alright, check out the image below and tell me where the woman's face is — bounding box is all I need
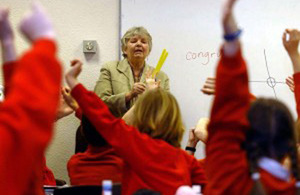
[124,34,150,62]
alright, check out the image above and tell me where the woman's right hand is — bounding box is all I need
[131,82,146,97]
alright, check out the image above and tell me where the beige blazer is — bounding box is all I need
[94,58,170,117]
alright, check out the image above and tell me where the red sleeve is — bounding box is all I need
[293,73,300,119]
[190,157,207,186]
[71,84,166,166]
[0,39,61,194]
[71,84,207,188]
[75,108,83,119]
[2,61,17,96]
[205,47,252,194]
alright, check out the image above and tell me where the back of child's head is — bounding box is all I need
[133,88,184,147]
[245,98,300,194]
[81,115,107,147]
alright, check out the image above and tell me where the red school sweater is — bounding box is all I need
[67,144,123,185]
[0,39,61,195]
[293,73,300,119]
[204,47,295,194]
[71,84,207,195]
[3,62,57,187]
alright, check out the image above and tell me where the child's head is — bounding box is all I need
[246,98,295,162]
[133,88,184,147]
[81,115,107,147]
[245,98,299,194]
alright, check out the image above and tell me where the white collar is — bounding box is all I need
[258,157,290,181]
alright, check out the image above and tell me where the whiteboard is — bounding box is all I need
[121,0,300,157]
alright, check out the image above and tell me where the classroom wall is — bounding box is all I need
[0,0,120,183]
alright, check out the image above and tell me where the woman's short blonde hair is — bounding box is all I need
[121,26,152,58]
[132,88,184,147]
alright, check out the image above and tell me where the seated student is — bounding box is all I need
[67,115,123,185]
[0,3,61,194]
[205,0,300,194]
[64,62,207,194]
[60,61,124,185]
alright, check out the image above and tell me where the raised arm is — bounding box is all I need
[0,8,16,63]
[283,29,300,119]
[205,0,252,193]
[0,3,61,194]
[0,8,17,95]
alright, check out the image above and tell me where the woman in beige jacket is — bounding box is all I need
[94,26,169,117]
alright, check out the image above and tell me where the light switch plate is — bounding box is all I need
[83,40,97,53]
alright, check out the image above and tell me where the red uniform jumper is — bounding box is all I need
[205,47,296,194]
[0,39,61,195]
[67,108,123,185]
[294,73,300,119]
[3,61,56,187]
[67,144,123,185]
[71,84,207,195]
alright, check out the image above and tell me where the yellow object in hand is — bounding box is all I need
[152,49,168,78]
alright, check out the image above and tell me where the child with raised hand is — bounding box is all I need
[0,2,61,194]
[65,57,207,194]
[283,29,300,118]
[0,4,59,187]
[205,0,299,194]
[283,28,300,165]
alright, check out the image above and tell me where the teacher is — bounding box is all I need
[94,26,170,117]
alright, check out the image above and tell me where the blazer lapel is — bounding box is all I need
[117,59,134,89]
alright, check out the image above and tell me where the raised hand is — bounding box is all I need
[194,118,209,144]
[61,87,79,111]
[283,29,300,57]
[286,76,295,93]
[0,7,16,63]
[0,8,13,42]
[65,59,83,89]
[187,128,200,149]
[283,29,300,73]
[19,2,55,42]
[222,0,239,35]
[56,87,76,120]
[201,77,215,95]
[221,0,240,56]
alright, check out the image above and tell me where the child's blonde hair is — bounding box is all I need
[133,88,184,147]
